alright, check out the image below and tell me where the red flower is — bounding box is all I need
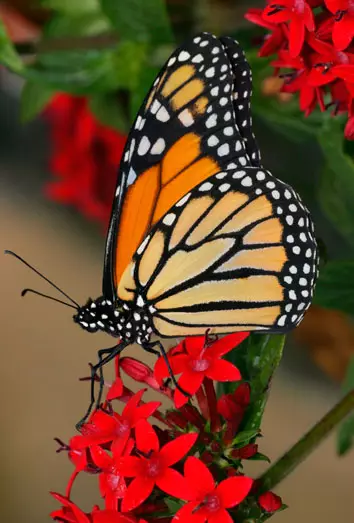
[120,429,198,512]
[217,383,251,443]
[173,457,253,523]
[307,37,354,86]
[71,390,161,454]
[231,443,259,459]
[258,491,283,512]
[50,493,139,523]
[90,439,134,510]
[324,0,354,50]
[272,50,325,114]
[263,0,315,57]
[244,8,288,56]
[154,333,247,408]
[45,94,126,228]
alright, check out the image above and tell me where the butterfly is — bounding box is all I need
[7,32,319,425]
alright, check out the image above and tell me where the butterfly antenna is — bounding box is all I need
[21,289,77,309]
[4,250,80,308]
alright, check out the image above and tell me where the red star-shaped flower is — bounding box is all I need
[90,438,134,510]
[272,50,325,114]
[120,426,198,512]
[325,0,354,50]
[307,37,354,86]
[154,333,247,408]
[173,457,253,523]
[245,8,288,56]
[263,0,315,57]
[50,493,141,523]
[71,390,161,454]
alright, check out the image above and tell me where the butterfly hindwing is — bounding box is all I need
[117,166,318,337]
[103,33,260,300]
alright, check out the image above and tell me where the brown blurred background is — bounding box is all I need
[0,31,353,523]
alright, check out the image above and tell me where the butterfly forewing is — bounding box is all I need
[103,33,260,300]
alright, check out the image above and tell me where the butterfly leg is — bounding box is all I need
[76,342,127,430]
[143,341,191,400]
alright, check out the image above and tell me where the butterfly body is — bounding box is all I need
[74,296,154,344]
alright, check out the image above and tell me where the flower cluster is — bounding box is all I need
[245,0,354,138]
[50,333,283,522]
[45,94,126,227]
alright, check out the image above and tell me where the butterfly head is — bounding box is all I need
[73,297,121,335]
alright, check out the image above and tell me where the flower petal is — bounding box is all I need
[156,467,193,500]
[131,400,162,425]
[206,359,241,382]
[173,502,205,523]
[333,16,354,51]
[90,445,113,470]
[122,389,146,423]
[184,457,215,498]
[121,476,155,512]
[174,372,204,408]
[159,432,198,466]
[119,456,143,477]
[135,419,160,453]
[289,16,305,57]
[106,377,123,401]
[216,476,253,508]
[207,333,249,359]
[209,510,233,523]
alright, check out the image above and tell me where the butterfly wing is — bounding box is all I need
[117,166,318,336]
[103,33,259,301]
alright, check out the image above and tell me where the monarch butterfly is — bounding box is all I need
[7,32,319,425]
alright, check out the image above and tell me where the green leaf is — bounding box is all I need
[41,0,99,13]
[89,94,129,132]
[0,18,24,73]
[25,40,146,95]
[165,498,183,513]
[130,63,160,121]
[101,0,173,44]
[248,452,271,463]
[337,357,354,455]
[242,334,286,432]
[232,429,260,448]
[317,118,354,247]
[20,81,55,123]
[313,260,354,314]
[43,12,111,37]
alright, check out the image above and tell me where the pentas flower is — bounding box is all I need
[263,0,315,57]
[71,390,161,454]
[324,0,354,50]
[120,428,198,512]
[217,382,251,443]
[154,333,248,408]
[246,0,354,137]
[244,8,289,56]
[50,493,143,523]
[45,94,126,228]
[173,457,253,523]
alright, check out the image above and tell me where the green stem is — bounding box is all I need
[257,389,354,493]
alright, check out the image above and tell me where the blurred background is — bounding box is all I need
[0,1,354,522]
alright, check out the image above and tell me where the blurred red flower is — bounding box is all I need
[45,94,126,227]
[245,0,354,136]
[154,333,248,408]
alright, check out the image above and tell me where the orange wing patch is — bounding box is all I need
[115,134,220,286]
